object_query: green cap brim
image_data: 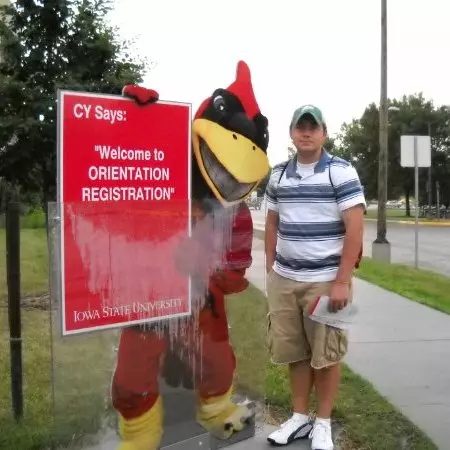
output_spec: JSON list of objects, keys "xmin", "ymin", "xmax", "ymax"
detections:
[{"xmin": 291, "ymin": 106, "xmax": 325, "ymax": 129}]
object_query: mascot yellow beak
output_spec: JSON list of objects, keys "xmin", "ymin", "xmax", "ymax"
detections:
[
  {"xmin": 192, "ymin": 61, "xmax": 270, "ymax": 206},
  {"xmin": 192, "ymin": 119, "xmax": 269, "ymax": 205}
]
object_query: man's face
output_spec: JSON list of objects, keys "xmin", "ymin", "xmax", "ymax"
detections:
[{"xmin": 290, "ymin": 114, "xmax": 326, "ymax": 152}]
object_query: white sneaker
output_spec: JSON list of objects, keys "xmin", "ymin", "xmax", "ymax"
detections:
[
  {"xmin": 309, "ymin": 420, "xmax": 334, "ymax": 450},
  {"xmin": 267, "ymin": 414, "xmax": 313, "ymax": 446}
]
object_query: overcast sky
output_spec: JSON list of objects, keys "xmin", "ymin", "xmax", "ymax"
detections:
[{"xmin": 108, "ymin": 0, "xmax": 450, "ymax": 166}]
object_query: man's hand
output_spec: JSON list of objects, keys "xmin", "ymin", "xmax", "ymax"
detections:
[{"xmin": 328, "ymin": 281, "xmax": 350, "ymax": 312}]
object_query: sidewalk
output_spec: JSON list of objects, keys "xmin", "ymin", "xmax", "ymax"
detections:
[{"xmin": 248, "ymin": 235, "xmax": 450, "ymax": 450}]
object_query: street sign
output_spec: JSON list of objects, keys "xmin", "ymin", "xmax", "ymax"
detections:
[
  {"xmin": 57, "ymin": 90, "xmax": 192, "ymax": 335},
  {"xmin": 400, "ymin": 135, "xmax": 431, "ymax": 168},
  {"xmin": 400, "ymin": 135, "xmax": 431, "ymax": 269}
]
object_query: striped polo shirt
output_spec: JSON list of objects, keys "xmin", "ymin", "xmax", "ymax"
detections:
[{"xmin": 265, "ymin": 149, "xmax": 366, "ymax": 282}]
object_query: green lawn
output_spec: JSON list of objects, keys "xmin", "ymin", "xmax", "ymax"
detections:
[
  {"xmin": 0, "ymin": 229, "xmax": 438, "ymax": 450},
  {"xmin": 365, "ymin": 208, "xmax": 411, "ymax": 220},
  {"xmin": 356, "ymin": 257, "xmax": 450, "ymax": 314},
  {"xmin": 365, "ymin": 208, "xmax": 450, "ymax": 224},
  {"xmin": 0, "ymin": 229, "xmax": 119, "ymax": 450}
]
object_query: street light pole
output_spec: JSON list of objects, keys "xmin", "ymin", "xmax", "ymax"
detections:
[
  {"xmin": 372, "ymin": 0, "xmax": 391, "ymax": 262},
  {"xmin": 427, "ymin": 122, "xmax": 432, "ymax": 212}
]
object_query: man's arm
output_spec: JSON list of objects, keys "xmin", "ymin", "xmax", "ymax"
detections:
[
  {"xmin": 265, "ymin": 210, "xmax": 278, "ymax": 274},
  {"xmin": 336, "ymin": 204, "xmax": 364, "ymax": 283},
  {"xmin": 264, "ymin": 169, "xmax": 279, "ymax": 274},
  {"xmin": 334, "ymin": 166, "xmax": 366, "ymax": 283}
]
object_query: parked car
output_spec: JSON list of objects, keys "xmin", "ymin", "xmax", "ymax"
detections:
[{"xmin": 246, "ymin": 196, "xmax": 263, "ymax": 210}]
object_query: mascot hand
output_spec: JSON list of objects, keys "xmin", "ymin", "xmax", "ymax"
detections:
[
  {"xmin": 211, "ymin": 269, "xmax": 249, "ymax": 295},
  {"xmin": 122, "ymin": 85, "xmax": 159, "ymax": 105}
]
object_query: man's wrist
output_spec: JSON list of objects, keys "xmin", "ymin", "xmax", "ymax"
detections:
[{"xmin": 334, "ymin": 279, "xmax": 350, "ymax": 285}]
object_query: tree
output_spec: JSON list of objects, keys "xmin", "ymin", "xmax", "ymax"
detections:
[
  {"xmin": 287, "ymin": 145, "xmax": 296, "ymax": 159},
  {"xmin": 337, "ymin": 94, "xmax": 450, "ymax": 212},
  {"xmin": 0, "ymin": 0, "xmax": 149, "ymax": 220}
]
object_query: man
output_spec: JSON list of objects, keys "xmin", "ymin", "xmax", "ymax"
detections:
[{"xmin": 264, "ymin": 105, "xmax": 365, "ymax": 450}]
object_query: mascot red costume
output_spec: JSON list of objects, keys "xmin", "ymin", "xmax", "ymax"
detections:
[{"xmin": 110, "ymin": 60, "xmax": 270, "ymax": 450}]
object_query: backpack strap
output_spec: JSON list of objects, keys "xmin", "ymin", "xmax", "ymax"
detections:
[
  {"xmin": 328, "ymin": 155, "xmax": 338, "ymax": 200},
  {"xmin": 277, "ymin": 159, "xmax": 290, "ymax": 184}
]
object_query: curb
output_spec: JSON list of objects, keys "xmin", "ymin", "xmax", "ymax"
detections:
[
  {"xmin": 254, "ymin": 228, "xmax": 264, "ymax": 240},
  {"xmin": 364, "ymin": 218, "xmax": 450, "ymax": 227}
]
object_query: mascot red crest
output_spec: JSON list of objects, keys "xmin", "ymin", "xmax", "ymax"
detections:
[{"xmin": 113, "ymin": 61, "xmax": 270, "ymax": 450}]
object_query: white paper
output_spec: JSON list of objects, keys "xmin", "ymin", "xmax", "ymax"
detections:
[{"xmin": 309, "ymin": 296, "xmax": 358, "ymax": 330}]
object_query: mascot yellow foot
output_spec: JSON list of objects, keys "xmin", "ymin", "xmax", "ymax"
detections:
[
  {"xmin": 116, "ymin": 396, "xmax": 163, "ymax": 450},
  {"xmin": 196, "ymin": 388, "xmax": 254, "ymax": 440}
]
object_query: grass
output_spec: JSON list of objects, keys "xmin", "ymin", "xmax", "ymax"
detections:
[
  {"xmin": 227, "ymin": 284, "xmax": 437, "ymax": 450},
  {"xmin": 356, "ymin": 257, "xmax": 450, "ymax": 314},
  {"xmin": 365, "ymin": 208, "xmax": 450, "ymax": 223},
  {"xmin": 365, "ymin": 208, "xmax": 411, "ymax": 220},
  {"xmin": 0, "ymin": 210, "xmax": 47, "ymax": 231},
  {"xmin": 0, "ymin": 229, "xmax": 438, "ymax": 450},
  {"xmin": 0, "ymin": 229, "xmax": 119, "ymax": 450}
]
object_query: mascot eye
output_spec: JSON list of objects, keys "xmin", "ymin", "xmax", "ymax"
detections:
[{"xmin": 212, "ymin": 95, "xmax": 227, "ymax": 112}]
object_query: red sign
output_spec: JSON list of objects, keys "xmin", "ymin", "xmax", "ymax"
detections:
[{"xmin": 57, "ymin": 90, "xmax": 192, "ymax": 335}]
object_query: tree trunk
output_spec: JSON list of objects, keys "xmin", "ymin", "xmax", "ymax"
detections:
[
  {"xmin": 405, "ymin": 190, "xmax": 411, "ymax": 217},
  {"xmin": 42, "ymin": 189, "xmax": 50, "ymax": 232}
]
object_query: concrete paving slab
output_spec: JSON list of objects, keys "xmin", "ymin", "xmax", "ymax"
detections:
[
  {"xmin": 229, "ymin": 425, "xmax": 311, "ymax": 449},
  {"xmin": 80, "ymin": 425, "xmax": 315, "ymax": 450},
  {"xmin": 401, "ymin": 404, "xmax": 450, "ymax": 450}
]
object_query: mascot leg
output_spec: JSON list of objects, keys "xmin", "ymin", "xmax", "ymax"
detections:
[
  {"xmin": 111, "ymin": 326, "xmax": 166, "ymax": 450},
  {"xmin": 194, "ymin": 292, "xmax": 254, "ymax": 440}
]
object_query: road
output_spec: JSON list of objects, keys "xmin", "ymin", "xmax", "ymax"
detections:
[{"xmin": 250, "ymin": 207, "xmax": 450, "ymax": 277}]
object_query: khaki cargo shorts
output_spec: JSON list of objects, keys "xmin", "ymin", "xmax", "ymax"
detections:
[{"xmin": 266, "ymin": 270, "xmax": 352, "ymax": 370}]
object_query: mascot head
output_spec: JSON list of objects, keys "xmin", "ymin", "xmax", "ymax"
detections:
[{"xmin": 192, "ymin": 61, "xmax": 270, "ymax": 206}]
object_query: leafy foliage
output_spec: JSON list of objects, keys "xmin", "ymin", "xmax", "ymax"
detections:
[
  {"xmin": 0, "ymin": 0, "xmax": 149, "ymax": 209},
  {"xmin": 336, "ymin": 94, "xmax": 450, "ymax": 208}
]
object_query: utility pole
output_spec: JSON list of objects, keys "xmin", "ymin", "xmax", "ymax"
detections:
[
  {"xmin": 372, "ymin": 0, "xmax": 391, "ymax": 262},
  {"xmin": 427, "ymin": 122, "xmax": 432, "ymax": 212}
]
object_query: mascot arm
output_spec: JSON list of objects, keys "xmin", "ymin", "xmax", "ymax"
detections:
[
  {"xmin": 211, "ymin": 202, "xmax": 253, "ymax": 295},
  {"xmin": 122, "ymin": 85, "xmax": 159, "ymax": 105}
]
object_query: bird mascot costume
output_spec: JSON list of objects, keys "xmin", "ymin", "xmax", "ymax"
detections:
[{"xmin": 111, "ymin": 60, "xmax": 270, "ymax": 450}]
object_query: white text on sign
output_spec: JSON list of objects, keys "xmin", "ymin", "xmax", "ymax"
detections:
[
  {"xmin": 73, "ymin": 104, "xmax": 127, "ymax": 124},
  {"xmin": 88, "ymin": 166, "xmax": 170, "ymax": 181},
  {"xmin": 93, "ymin": 145, "xmax": 166, "ymax": 161},
  {"xmin": 81, "ymin": 186, "xmax": 176, "ymax": 201}
]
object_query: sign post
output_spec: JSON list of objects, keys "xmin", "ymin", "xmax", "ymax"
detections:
[
  {"xmin": 400, "ymin": 135, "xmax": 431, "ymax": 269},
  {"xmin": 436, "ymin": 182, "xmax": 440, "ymax": 220},
  {"xmin": 57, "ymin": 90, "xmax": 192, "ymax": 335}
]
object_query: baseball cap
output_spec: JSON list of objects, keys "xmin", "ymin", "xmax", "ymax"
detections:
[{"xmin": 290, "ymin": 104, "xmax": 326, "ymax": 129}]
